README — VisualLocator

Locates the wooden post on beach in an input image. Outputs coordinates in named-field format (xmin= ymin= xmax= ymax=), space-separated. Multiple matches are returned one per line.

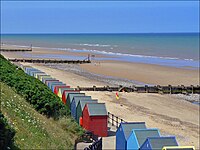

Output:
xmin=191 ymin=85 xmax=194 ymax=94
xmin=181 ymin=85 xmax=186 ymax=94
xmin=169 ymin=85 xmax=172 ymax=94
xmin=93 ymin=86 xmax=96 ymax=91
xmin=145 ymin=85 xmax=149 ymax=93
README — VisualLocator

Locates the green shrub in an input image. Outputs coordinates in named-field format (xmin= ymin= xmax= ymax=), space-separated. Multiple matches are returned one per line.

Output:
xmin=0 ymin=112 xmax=16 ymax=150
xmin=0 ymin=55 xmax=68 ymax=119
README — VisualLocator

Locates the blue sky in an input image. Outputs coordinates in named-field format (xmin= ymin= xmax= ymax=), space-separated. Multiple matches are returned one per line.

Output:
xmin=1 ymin=1 xmax=199 ymax=34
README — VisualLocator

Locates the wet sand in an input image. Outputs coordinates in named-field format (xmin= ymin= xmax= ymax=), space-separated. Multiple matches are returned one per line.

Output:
xmin=80 ymin=60 xmax=199 ymax=85
xmin=1 ymin=46 xmax=199 ymax=86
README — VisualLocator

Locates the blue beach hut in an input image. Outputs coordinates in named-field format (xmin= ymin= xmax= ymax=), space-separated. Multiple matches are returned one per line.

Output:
xmin=71 ymin=96 xmax=92 ymax=119
xmin=116 ymin=122 xmax=146 ymax=150
xmin=26 ymin=68 xmax=37 ymax=75
xmin=51 ymin=83 xmax=67 ymax=92
xmin=127 ymin=128 xmax=160 ymax=150
xmin=48 ymin=81 xmax=63 ymax=89
xmin=140 ymin=136 xmax=178 ymax=150
xmin=42 ymin=77 xmax=54 ymax=83
xmin=29 ymin=69 xmax=40 ymax=76
xmin=32 ymin=71 xmax=45 ymax=77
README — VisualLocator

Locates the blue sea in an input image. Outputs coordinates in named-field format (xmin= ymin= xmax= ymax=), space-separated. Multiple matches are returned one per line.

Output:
xmin=1 ymin=33 xmax=199 ymax=68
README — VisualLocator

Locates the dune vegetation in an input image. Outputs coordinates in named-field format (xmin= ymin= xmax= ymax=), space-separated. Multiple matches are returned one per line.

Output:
xmin=0 ymin=55 xmax=84 ymax=149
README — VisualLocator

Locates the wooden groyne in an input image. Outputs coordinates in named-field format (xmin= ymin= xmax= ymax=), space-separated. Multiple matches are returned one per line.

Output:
xmin=76 ymin=85 xmax=200 ymax=94
xmin=0 ymin=49 xmax=32 ymax=52
xmin=8 ymin=58 xmax=91 ymax=64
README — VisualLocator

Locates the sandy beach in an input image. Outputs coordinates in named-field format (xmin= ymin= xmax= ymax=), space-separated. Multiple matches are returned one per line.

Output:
xmin=1 ymin=46 xmax=199 ymax=148
xmin=17 ymin=62 xmax=199 ymax=149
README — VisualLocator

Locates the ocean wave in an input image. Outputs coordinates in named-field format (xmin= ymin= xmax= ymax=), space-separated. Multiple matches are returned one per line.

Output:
xmin=70 ymin=49 xmax=194 ymax=61
xmin=2 ymin=44 xmax=31 ymax=48
xmin=2 ymin=43 xmax=195 ymax=62
xmin=76 ymin=43 xmax=112 ymax=47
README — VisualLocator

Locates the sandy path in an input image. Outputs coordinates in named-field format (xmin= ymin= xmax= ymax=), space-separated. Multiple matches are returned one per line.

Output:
xmin=23 ymin=63 xmax=199 ymax=149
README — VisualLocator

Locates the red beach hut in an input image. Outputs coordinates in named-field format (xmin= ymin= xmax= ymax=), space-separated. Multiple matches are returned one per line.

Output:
xmin=62 ymin=90 xmax=80 ymax=104
xmin=82 ymin=103 xmax=108 ymax=137
xmin=54 ymin=85 xmax=70 ymax=95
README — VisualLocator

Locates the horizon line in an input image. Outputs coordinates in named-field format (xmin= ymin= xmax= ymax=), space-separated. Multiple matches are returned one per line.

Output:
xmin=1 ymin=32 xmax=199 ymax=35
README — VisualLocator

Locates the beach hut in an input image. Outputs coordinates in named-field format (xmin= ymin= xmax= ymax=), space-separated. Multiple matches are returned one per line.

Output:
xmin=51 ymin=82 xmax=69 ymax=92
xmin=42 ymin=77 xmax=54 ymax=83
xmin=82 ymin=103 xmax=108 ymax=137
xmin=40 ymin=75 xmax=51 ymax=82
xmin=45 ymin=79 xmax=58 ymax=85
xmin=48 ymin=81 xmax=63 ymax=89
xmin=127 ymin=128 xmax=160 ymax=150
xmin=53 ymin=85 xmax=70 ymax=95
xmin=32 ymin=71 xmax=45 ymax=77
xmin=54 ymin=85 xmax=71 ymax=95
xmin=37 ymin=73 xmax=47 ymax=81
xmin=70 ymin=96 xmax=92 ymax=119
xmin=57 ymin=88 xmax=75 ymax=99
xmin=76 ymin=99 xmax=98 ymax=124
xmin=140 ymin=137 xmax=178 ymax=150
xmin=116 ymin=122 xmax=146 ymax=150
xmin=25 ymin=67 xmax=36 ymax=73
xmin=34 ymin=72 xmax=46 ymax=78
xmin=66 ymin=93 xmax=85 ymax=108
xmin=39 ymin=75 xmax=51 ymax=81
xmin=62 ymin=91 xmax=80 ymax=104
xmin=35 ymin=73 xmax=47 ymax=79
xmin=26 ymin=68 xmax=38 ymax=75
xmin=23 ymin=66 xmax=32 ymax=72
xmin=29 ymin=70 xmax=41 ymax=76
xmin=162 ymin=146 xmax=195 ymax=150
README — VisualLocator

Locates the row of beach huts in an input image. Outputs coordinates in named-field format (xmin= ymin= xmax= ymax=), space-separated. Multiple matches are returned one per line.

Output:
xmin=22 ymin=65 xmax=195 ymax=150
xmin=23 ymin=66 xmax=108 ymax=137
xmin=116 ymin=122 xmax=195 ymax=150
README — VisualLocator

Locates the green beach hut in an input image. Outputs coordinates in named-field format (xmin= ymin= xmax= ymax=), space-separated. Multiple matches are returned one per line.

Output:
xmin=66 ymin=93 xmax=85 ymax=108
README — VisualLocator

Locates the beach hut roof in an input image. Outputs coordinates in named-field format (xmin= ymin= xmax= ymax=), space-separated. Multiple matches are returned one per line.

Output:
xmin=41 ymin=75 xmax=51 ymax=78
xmin=60 ymin=88 xmax=75 ymax=93
xmin=133 ymin=129 xmax=160 ymax=146
xmin=120 ymin=122 xmax=146 ymax=140
xmin=64 ymin=91 xmax=79 ymax=96
xmin=44 ymin=78 xmax=56 ymax=81
xmin=73 ymin=96 xmax=92 ymax=106
xmin=79 ymin=99 xmax=98 ymax=111
xmin=29 ymin=70 xmax=41 ymax=73
xmin=86 ymin=103 xmax=107 ymax=116
xmin=145 ymin=137 xmax=178 ymax=149
xmin=35 ymin=72 xmax=46 ymax=74
xmin=49 ymin=82 xmax=64 ymax=87
xmin=69 ymin=93 xmax=85 ymax=102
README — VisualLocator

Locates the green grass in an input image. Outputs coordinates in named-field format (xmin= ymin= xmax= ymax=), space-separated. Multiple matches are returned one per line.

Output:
xmin=1 ymin=82 xmax=84 ymax=149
